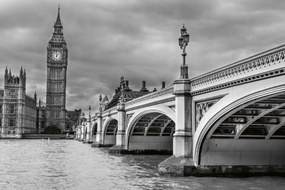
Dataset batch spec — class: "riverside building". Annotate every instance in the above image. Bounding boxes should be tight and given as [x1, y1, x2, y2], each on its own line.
[0, 68, 37, 138]
[0, 7, 77, 138]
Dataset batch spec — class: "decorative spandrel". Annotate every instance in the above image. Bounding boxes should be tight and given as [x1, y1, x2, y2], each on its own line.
[195, 98, 220, 128]
[126, 113, 134, 124]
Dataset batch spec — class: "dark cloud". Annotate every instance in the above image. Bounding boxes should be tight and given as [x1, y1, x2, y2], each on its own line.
[0, 0, 284, 113]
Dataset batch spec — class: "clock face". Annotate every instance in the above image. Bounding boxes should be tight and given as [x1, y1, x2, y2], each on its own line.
[52, 51, 62, 61]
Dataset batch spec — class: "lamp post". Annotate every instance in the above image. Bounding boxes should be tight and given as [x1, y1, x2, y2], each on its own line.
[158, 25, 193, 176]
[178, 24, 190, 79]
[89, 105, 91, 120]
[86, 105, 91, 143]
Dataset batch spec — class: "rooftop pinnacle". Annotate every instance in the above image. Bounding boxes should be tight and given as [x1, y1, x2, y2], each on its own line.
[54, 6, 62, 28]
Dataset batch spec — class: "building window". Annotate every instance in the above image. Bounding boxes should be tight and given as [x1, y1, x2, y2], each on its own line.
[0, 105, 2, 113]
[0, 118, 2, 127]
[9, 119, 14, 126]
[9, 104, 15, 114]
[56, 111, 59, 118]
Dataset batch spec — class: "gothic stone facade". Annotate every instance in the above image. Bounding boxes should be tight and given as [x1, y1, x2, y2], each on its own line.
[46, 8, 68, 130]
[0, 68, 37, 138]
[0, 8, 70, 137]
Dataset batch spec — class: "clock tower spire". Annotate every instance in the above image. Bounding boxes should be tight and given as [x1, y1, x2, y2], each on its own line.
[50, 6, 65, 44]
[46, 7, 68, 131]
[55, 6, 62, 27]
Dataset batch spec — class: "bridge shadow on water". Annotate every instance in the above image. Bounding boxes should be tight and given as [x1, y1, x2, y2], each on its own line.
[93, 145, 285, 190]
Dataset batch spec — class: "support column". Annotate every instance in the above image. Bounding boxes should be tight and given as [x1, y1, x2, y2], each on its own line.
[91, 111, 104, 147]
[158, 79, 196, 176]
[77, 127, 82, 140]
[16, 101, 24, 138]
[173, 79, 192, 157]
[80, 124, 84, 141]
[84, 105, 92, 143]
[83, 122, 92, 143]
[109, 101, 127, 154]
[75, 128, 78, 140]
[78, 128, 81, 140]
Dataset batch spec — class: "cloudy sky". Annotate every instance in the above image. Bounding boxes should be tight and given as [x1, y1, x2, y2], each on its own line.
[0, 0, 285, 113]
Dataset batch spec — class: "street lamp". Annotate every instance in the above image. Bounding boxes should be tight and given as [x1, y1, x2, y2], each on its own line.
[178, 24, 190, 79]
[89, 105, 91, 121]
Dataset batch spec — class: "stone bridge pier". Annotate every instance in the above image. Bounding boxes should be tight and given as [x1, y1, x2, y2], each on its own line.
[91, 110, 105, 147]
[157, 79, 195, 176]
[109, 99, 127, 152]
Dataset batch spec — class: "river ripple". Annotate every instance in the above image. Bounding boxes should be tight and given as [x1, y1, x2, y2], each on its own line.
[0, 140, 284, 190]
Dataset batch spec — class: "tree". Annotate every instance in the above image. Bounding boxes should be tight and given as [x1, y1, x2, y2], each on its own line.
[43, 125, 61, 134]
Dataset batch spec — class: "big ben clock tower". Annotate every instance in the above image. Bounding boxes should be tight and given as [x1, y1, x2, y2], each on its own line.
[46, 7, 67, 131]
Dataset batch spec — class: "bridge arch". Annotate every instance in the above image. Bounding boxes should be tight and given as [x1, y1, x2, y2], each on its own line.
[126, 106, 175, 152]
[102, 117, 118, 146]
[194, 84, 285, 166]
[91, 122, 98, 142]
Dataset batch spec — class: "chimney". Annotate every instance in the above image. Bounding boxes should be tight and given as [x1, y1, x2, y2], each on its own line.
[161, 81, 165, 89]
[125, 80, 131, 91]
[140, 81, 149, 92]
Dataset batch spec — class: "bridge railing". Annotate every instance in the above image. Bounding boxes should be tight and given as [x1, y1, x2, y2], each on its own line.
[96, 45, 285, 117]
[99, 86, 174, 117]
[102, 106, 117, 117]
[190, 45, 285, 95]
[124, 86, 174, 109]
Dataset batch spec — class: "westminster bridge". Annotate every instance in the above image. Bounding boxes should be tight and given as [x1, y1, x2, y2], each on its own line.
[75, 36, 285, 176]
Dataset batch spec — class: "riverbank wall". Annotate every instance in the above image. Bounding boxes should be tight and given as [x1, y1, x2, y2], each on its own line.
[0, 134, 74, 140]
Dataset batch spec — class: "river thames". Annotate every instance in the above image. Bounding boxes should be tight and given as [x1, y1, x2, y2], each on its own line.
[0, 140, 284, 190]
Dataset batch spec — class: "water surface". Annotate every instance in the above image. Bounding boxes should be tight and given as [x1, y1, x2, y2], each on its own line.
[0, 140, 284, 190]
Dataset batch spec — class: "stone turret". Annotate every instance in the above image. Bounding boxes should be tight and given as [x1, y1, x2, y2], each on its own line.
[2, 67, 27, 138]
[4, 67, 26, 91]
[34, 91, 37, 106]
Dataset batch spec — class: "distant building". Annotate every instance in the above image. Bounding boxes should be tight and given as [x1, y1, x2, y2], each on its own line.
[100, 76, 150, 110]
[0, 8, 80, 138]
[36, 99, 46, 133]
[0, 66, 80, 138]
[0, 7, 88, 139]
[0, 68, 37, 138]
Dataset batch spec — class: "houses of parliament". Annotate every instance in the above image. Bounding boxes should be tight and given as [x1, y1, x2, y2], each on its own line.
[0, 8, 80, 138]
